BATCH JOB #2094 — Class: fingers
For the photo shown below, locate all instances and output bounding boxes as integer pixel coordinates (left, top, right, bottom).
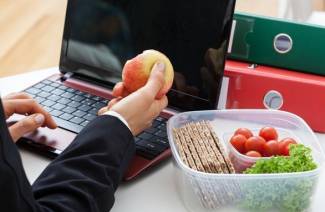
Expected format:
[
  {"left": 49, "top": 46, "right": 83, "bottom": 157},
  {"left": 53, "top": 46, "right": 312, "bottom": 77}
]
[
  {"left": 151, "top": 95, "right": 168, "bottom": 117},
  {"left": 156, "top": 95, "right": 168, "bottom": 108},
  {"left": 3, "top": 92, "right": 32, "bottom": 100},
  {"left": 112, "top": 82, "right": 129, "bottom": 97},
  {"left": 3, "top": 99, "right": 57, "bottom": 129},
  {"left": 9, "top": 113, "right": 45, "bottom": 142},
  {"left": 142, "top": 62, "right": 165, "bottom": 99},
  {"left": 107, "top": 97, "right": 122, "bottom": 109},
  {"left": 98, "top": 97, "right": 122, "bottom": 115}
]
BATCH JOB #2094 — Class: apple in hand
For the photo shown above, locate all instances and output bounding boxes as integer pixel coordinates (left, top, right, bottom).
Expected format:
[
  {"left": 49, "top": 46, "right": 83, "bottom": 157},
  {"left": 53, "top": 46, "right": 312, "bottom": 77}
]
[{"left": 122, "top": 49, "right": 174, "bottom": 99}]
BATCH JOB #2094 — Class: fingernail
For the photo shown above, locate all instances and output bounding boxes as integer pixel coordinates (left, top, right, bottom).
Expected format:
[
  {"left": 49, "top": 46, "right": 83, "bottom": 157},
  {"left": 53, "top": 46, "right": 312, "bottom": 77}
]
[
  {"left": 34, "top": 114, "right": 45, "bottom": 125},
  {"left": 156, "top": 62, "right": 165, "bottom": 73}
]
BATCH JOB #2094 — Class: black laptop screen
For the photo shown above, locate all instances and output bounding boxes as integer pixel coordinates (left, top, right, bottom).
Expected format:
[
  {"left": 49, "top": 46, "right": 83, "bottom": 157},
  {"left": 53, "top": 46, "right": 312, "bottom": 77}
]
[{"left": 60, "top": 0, "right": 236, "bottom": 111}]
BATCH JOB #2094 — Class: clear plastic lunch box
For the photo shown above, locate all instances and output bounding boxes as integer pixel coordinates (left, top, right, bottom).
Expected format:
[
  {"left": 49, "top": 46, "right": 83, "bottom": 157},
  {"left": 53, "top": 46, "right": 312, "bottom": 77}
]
[{"left": 167, "top": 109, "right": 325, "bottom": 212}]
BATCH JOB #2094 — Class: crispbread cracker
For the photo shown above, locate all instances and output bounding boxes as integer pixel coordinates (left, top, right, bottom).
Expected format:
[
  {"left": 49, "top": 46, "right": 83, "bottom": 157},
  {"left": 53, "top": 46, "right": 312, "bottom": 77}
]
[
  {"left": 173, "top": 129, "right": 189, "bottom": 166},
  {"left": 189, "top": 122, "right": 222, "bottom": 173},
  {"left": 172, "top": 120, "right": 241, "bottom": 209},
  {"left": 174, "top": 128, "right": 197, "bottom": 170},
  {"left": 203, "top": 121, "right": 235, "bottom": 173},
  {"left": 185, "top": 123, "right": 213, "bottom": 173},
  {"left": 180, "top": 127, "right": 205, "bottom": 171},
  {"left": 172, "top": 121, "right": 235, "bottom": 174}
]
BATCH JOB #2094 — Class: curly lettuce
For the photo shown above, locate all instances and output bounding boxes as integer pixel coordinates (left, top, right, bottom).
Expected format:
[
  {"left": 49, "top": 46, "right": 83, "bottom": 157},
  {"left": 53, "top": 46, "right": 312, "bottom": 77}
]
[
  {"left": 241, "top": 144, "right": 318, "bottom": 212},
  {"left": 245, "top": 144, "right": 317, "bottom": 174}
]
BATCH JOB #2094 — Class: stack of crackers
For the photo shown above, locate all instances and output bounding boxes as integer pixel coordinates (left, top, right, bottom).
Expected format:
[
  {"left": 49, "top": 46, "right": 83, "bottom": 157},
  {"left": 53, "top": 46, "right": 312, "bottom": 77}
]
[{"left": 173, "top": 120, "right": 235, "bottom": 174}]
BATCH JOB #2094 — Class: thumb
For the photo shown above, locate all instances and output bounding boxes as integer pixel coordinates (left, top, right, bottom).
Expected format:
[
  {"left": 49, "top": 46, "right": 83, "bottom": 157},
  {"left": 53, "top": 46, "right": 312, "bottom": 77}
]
[
  {"left": 9, "top": 113, "right": 45, "bottom": 142},
  {"left": 143, "top": 62, "right": 166, "bottom": 98}
]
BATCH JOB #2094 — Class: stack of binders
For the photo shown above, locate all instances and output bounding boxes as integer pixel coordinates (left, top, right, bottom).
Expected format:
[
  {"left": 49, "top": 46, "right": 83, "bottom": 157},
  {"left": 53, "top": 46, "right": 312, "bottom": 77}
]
[{"left": 224, "top": 13, "right": 325, "bottom": 132}]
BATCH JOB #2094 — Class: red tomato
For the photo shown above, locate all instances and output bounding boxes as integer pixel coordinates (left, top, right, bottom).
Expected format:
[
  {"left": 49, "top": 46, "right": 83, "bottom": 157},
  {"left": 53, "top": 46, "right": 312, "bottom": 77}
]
[
  {"left": 234, "top": 128, "right": 253, "bottom": 139},
  {"left": 263, "top": 140, "right": 279, "bottom": 157},
  {"left": 278, "top": 138, "right": 297, "bottom": 156},
  {"left": 245, "top": 151, "right": 262, "bottom": 157},
  {"left": 245, "top": 136, "right": 266, "bottom": 153},
  {"left": 230, "top": 134, "right": 247, "bottom": 154},
  {"left": 259, "top": 127, "right": 278, "bottom": 141}
]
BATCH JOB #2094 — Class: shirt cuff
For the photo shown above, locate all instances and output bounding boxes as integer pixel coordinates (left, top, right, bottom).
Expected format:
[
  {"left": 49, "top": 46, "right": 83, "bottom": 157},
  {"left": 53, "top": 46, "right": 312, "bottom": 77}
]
[{"left": 102, "top": 110, "right": 131, "bottom": 131}]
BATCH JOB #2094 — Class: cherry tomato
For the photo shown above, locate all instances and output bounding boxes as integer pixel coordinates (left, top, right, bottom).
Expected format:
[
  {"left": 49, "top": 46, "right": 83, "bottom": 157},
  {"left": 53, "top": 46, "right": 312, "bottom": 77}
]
[
  {"left": 230, "top": 134, "right": 247, "bottom": 154},
  {"left": 245, "top": 151, "right": 262, "bottom": 157},
  {"left": 263, "top": 140, "right": 279, "bottom": 157},
  {"left": 259, "top": 126, "right": 278, "bottom": 141},
  {"left": 278, "top": 138, "right": 297, "bottom": 156},
  {"left": 234, "top": 128, "right": 253, "bottom": 139},
  {"left": 245, "top": 136, "right": 266, "bottom": 153}
]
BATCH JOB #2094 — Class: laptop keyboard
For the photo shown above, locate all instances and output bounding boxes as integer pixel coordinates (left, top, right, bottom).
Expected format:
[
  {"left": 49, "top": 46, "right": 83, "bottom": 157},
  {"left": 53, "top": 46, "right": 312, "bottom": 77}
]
[{"left": 24, "top": 79, "right": 169, "bottom": 160}]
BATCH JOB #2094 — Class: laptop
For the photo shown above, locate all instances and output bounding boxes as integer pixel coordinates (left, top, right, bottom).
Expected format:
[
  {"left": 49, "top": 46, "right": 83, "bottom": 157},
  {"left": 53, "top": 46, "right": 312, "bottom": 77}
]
[{"left": 17, "top": 0, "right": 236, "bottom": 180}]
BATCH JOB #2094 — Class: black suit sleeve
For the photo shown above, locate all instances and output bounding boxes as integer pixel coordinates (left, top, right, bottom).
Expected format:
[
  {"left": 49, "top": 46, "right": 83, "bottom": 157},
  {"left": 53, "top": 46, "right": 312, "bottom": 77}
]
[{"left": 0, "top": 99, "right": 135, "bottom": 212}]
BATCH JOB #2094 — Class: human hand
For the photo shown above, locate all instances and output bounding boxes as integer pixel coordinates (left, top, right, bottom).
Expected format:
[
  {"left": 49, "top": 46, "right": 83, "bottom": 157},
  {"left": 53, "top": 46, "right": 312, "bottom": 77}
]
[
  {"left": 2, "top": 92, "right": 57, "bottom": 142},
  {"left": 98, "top": 62, "right": 168, "bottom": 135}
]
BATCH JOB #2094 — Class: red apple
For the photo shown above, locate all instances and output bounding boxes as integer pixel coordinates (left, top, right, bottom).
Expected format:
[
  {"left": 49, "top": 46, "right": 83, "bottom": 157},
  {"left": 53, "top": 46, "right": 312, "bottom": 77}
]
[{"left": 122, "top": 50, "right": 174, "bottom": 99}]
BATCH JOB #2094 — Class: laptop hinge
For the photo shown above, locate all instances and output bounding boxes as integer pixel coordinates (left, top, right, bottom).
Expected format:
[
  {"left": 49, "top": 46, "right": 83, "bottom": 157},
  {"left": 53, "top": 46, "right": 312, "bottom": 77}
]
[{"left": 60, "top": 72, "right": 74, "bottom": 81}]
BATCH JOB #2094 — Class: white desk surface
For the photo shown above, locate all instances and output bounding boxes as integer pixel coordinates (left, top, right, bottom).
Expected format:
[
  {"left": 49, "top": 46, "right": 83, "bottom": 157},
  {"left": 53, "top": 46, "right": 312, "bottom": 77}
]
[{"left": 1, "top": 68, "right": 325, "bottom": 212}]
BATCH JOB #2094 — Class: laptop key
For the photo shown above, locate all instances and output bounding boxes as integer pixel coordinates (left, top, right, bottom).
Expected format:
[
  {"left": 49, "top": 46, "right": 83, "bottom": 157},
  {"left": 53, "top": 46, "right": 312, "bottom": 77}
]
[
  {"left": 70, "top": 117, "right": 84, "bottom": 124},
  {"left": 69, "top": 101, "right": 82, "bottom": 108},
  {"left": 62, "top": 106, "right": 76, "bottom": 114},
  {"left": 157, "top": 123, "right": 166, "bottom": 129},
  {"left": 84, "top": 114, "right": 96, "bottom": 121},
  {"left": 51, "top": 82, "right": 61, "bottom": 87},
  {"left": 34, "top": 96, "right": 45, "bottom": 103},
  {"left": 84, "top": 99, "right": 95, "bottom": 105},
  {"left": 57, "top": 97, "right": 71, "bottom": 105},
  {"left": 43, "top": 106, "right": 53, "bottom": 112},
  {"left": 79, "top": 105, "right": 91, "bottom": 112},
  {"left": 34, "top": 83, "right": 45, "bottom": 89},
  {"left": 136, "top": 141, "right": 167, "bottom": 160},
  {"left": 50, "top": 110, "right": 64, "bottom": 117},
  {"left": 152, "top": 120, "right": 160, "bottom": 128},
  {"left": 53, "top": 116, "right": 83, "bottom": 133},
  {"left": 93, "top": 102, "right": 106, "bottom": 109},
  {"left": 67, "top": 88, "right": 75, "bottom": 93},
  {"left": 43, "top": 80, "right": 52, "bottom": 85},
  {"left": 41, "top": 85, "right": 55, "bottom": 92},
  {"left": 92, "top": 96, "right": 102, "bottom": 101},
  {"left": 137, "top": 140, "right": 167, "bottom": 153},
  {"left": 59, "top": 113, "right": 73, "bottom": 121},
  {"left": 61, "top": 92, "right": 74, "bottom": 98},
  {"left": 52, "top": 103, "right": 65, "bottom": 110},
  {"left": 101, "top": 99, "right": 109, "bottom": 104},
  {"left": 145, "top": 127, "right": 158, "bottom": 134},
  {"left": 75, "top": 90, "right": 83, "bottom": 95},
  {"left": 81, "top": 120, "right": 90, "bottom": 127},
  {"left": 149, "top": 136, "right": 169, "bottom": 147},
  {"left": 83, "top": 93, "right": 93, "bottom": 98},
  {"left": 89, "top": 108, "right": 98, "bottom": 115},
  {"left": 58, "top": 85, "right": 67, "bottom": 90},
  {"left": 38, "top": 91, "right": 51, "bottom": 98},
  {"left": 42, "top": 100, "right": 56, "bottom": 107},
  {"left": 156, "top": 117, "right": 167, "bottom": 122},
  {"left": 26, "top": 88, "right": 41, "bottom": 95},
  {"left": 135, "top": 147, "right": 157, "bottom": 160},
  {"left": 48, "top": 95, "right": 61, "bottom": 102},
  {"left": 72, "top": 95, "right": 85, "bottom": 102},
  {"left": 52, "top": 89, "right": 65, "bottom": 96},
  {"left": 138, "top": 132, "right": 153, "bottom": 140},
  {"left": 155, "top": 130, "right": 167, "bottom": 138},
  {"left": 73, "top": 110, "right": 86, "bottom": 118}
]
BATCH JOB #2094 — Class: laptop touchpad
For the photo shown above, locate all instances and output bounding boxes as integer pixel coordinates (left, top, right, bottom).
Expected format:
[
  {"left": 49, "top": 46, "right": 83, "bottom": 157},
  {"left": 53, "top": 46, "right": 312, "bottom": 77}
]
[{"left": 7, "top": 114, "right": 76, "bottom": 153}]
